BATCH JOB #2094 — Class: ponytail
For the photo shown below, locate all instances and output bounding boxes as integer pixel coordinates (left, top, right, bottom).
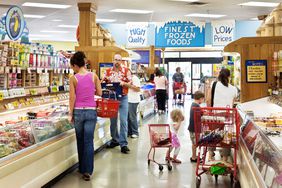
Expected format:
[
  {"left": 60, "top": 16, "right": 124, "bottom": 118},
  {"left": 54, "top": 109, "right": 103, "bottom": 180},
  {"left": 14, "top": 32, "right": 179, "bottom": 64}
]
[{"left": 218, "top": 68, "right": 230, "bottom": 87}]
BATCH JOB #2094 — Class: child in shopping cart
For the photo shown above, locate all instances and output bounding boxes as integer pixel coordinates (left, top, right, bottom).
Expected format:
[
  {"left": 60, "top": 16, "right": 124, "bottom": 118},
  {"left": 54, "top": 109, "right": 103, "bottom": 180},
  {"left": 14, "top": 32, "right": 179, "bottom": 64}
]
[
  {"left": 188, "top": 91, "right": 205, "bottom": 163},
  {"left": 166, "top": 109, "right": 184, "bottom": 163}
]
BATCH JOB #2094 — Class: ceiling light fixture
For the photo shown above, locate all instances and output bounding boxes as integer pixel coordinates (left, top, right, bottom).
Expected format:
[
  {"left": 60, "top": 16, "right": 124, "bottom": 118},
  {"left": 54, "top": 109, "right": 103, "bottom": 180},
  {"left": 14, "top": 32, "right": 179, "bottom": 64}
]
[
  {"left": 58, "top": 25, "right": 77, "bottom": 28},
  {"left": 110, "top": 9, "right": 153, "bottom": 14},
  {"left": 29, "top": 34, "right": 51, "bottom": 37},
  {"left": 170, "top": 0, "right": 199, "bottom": 2},
  {"left": 250, "top": 17, "right": 259, "bottom": 20},
  {"left": 40, "top": 30, "right": 69, "bottom": 33},
  {"left": 52, "top": 19, "right": 63, "bottom": 22},
  {"left": 239, "top": 1, "right": 279, "bottom": 7},
  {"left": 185, "top": 13, "right": 226, "bottom": 18},
  {"left": 24, "top": 14, "right": 45, "bottom": 18},
  {"left": 22, "top": 2, "right": 71, "bottom": 9},
  {"left": 96, "top": 19, "right": 116, "bottom": 23}
]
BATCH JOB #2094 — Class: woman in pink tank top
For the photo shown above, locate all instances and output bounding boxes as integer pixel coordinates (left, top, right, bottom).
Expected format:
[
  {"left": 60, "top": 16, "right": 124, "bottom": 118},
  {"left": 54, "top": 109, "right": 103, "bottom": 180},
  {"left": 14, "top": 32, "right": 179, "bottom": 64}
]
[{"left": 69, "top": 51, "right": 102, "bottom": 181}]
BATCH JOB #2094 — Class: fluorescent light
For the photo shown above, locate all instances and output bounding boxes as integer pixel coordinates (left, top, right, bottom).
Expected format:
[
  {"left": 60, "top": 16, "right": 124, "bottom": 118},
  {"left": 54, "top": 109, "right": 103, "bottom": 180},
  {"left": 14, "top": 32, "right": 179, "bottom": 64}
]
[
  {"left": 29, "top": 34, "right": 51, "bottom": 37},
  {"left": 250, "top": 17, "right": 259, "bottom": 21},
  {"left": 170, "top": 0, "right": 199, "bottom": 2},
  {"left": 58, "top": 25, "right": 77, "bottom": 28},
  {"left": 185, "top": 13, "right": 226, "bottom": 18},
  {"left": 52, "top": 19, "right": 63, "bottom": 22},
  {"left": 40, "top": 30, "right": 69, "bottom": 33},
  {"left": 110, "top": 9, "right": 153, "bottom": 14},
  {"left": 22, "top": 2, "right": 71, "bottom": 9},
  {"left": 96, "top": 19, "right": 116, "bottom": 23},
  {"left": 24, "top": 14, "right": 45, "bottom": 18},
  {"left": 239, "top": 1, "right": 279, "bottom": 7}
]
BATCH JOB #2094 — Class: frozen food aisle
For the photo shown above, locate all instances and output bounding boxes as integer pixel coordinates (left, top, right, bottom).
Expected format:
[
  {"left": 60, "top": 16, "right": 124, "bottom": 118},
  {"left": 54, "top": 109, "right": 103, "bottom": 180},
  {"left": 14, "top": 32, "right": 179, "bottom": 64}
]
[{"left": 52, "top": 100, "right": 237, "bottom": 188}]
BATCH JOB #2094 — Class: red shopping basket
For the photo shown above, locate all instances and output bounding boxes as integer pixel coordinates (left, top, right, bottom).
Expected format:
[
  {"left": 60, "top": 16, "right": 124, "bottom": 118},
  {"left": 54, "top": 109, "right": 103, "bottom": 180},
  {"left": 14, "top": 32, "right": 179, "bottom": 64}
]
[
  {"left": 96, "top": 89, "right": 121, "bottom": 118},
  {"left": 96, "top": 98, "right": 120, "bottom": 118}
]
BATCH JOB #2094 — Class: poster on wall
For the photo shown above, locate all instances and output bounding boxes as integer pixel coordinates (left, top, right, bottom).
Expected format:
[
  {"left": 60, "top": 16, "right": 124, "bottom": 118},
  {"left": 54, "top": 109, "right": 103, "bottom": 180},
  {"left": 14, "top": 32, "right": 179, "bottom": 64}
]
[
  {"left": 99, "top": 63, "right": 113, "bottom": 80},
  {"left": 212, "top": 20, "right": 235, "bottom": 46},
  {"left": 0, "top": 6, "right": 29, "bottom": 42},
  {"left": 155, "top": 21, "right": 205, "bottom": 48},
  {"left": 126, "top": 22, "right": 148, "bottom": 48},
  {"left": 246, "top": 60, "right": 267, "bottom": 83}
]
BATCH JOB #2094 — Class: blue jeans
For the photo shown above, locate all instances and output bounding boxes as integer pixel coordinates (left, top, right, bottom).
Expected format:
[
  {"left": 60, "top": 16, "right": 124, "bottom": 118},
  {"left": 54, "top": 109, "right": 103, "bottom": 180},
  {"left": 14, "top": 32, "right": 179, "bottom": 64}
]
[
  {"left": 73, "top": 109, "right": 97, "bottom": 175},
  {"left": 128, "top": 103, "right": 139, "bottom": 136},
  {"left": 110, "top": 95, "right": 129, "bottom": 147}
]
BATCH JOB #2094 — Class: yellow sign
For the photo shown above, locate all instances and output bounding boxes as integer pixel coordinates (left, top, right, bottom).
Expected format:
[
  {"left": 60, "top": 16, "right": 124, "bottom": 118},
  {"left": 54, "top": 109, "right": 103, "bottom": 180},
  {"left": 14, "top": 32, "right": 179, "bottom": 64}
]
[{"left": 246, "top": 60, "right": 267, "bottom": 83}]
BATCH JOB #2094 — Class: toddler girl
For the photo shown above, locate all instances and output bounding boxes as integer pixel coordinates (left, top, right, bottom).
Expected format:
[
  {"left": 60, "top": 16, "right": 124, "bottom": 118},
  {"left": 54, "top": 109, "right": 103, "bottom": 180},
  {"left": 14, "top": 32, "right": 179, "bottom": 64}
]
[{"left": 166, "top": 109, "right": 184, "bottom": 163}]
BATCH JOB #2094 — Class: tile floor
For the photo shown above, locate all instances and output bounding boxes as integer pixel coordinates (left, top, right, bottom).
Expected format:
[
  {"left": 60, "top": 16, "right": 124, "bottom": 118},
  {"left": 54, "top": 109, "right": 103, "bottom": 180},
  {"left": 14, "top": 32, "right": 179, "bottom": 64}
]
[{"left": 53, "top": 99, "right": 238, "bottom": 188}]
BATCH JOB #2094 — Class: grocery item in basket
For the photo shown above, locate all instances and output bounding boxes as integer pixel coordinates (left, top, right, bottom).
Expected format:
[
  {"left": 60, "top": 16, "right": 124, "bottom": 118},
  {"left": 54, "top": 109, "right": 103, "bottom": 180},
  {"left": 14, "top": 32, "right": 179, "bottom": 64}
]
[
  {"left": 210, "top": 163, "right": 230, "bottom": 175},
  {"left": 152, "top": 131, "right": 170, "bottom": 146},
  {"left": 199, "top": 130, "right": 224, "bottom": 145}
]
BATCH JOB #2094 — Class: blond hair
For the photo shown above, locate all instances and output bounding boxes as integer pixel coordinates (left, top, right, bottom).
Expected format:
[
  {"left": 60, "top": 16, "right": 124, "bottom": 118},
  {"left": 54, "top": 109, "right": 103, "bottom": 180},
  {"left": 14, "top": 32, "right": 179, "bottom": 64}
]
[{"left": 170, "top": 109, "right": 184, "bottom": 123}]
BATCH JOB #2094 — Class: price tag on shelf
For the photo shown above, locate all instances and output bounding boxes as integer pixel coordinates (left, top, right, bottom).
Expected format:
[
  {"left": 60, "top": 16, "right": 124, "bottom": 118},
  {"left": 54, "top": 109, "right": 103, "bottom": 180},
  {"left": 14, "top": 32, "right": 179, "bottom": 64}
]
[
  {"left": 12, "top": 67, "right": 16, "bottom": 73},
  {"left": 27, "top": 68, "right": 31, "bottom": 74},
  {"left": 44, "top": 68, "right": 48, "bottom": 73},
  {"left": 5, "top": 67, "right": 10, "bottom": 73},
  {"left": 37, "top": 68, "right": 43, "bottom": 74},
  {"left": 0, "top": 67, "right": 4, "bottom": 74},
  {"left": 17, "top": 67, "right": 21, "bottom": 74},
  {"left": 0, "top": 92, "right": 4, "bottom": 101}
]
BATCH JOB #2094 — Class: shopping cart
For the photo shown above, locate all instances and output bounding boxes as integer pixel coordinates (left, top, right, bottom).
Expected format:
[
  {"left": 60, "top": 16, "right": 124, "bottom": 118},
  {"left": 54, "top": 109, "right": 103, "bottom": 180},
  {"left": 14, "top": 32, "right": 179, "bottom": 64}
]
[
  {"left": 173, "top": 82, "right": 187, "bottom": 105},
  {"left": 147, "top": 124, "right": 173, "bottom": 171},
  {"left": 193, "top": 107, "right": 240, "bottom": 188}
]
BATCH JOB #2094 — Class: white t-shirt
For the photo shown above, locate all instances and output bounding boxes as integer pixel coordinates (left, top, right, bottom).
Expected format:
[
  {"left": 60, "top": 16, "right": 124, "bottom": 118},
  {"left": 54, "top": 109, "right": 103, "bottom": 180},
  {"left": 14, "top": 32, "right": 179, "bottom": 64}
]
[
  {"left": 154, "top": 76, "right": 167, "bottom": 90},
  {"left": 128, "top": 75, "right": 141, "bottom": 103},
  {"left": 213, "top": 81, "right": 237, "bottom": 108}
]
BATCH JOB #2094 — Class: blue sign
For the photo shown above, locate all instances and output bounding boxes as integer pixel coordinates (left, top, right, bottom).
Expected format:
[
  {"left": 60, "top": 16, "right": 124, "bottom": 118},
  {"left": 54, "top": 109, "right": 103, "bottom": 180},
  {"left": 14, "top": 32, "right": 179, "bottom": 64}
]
[
  {"left": 246, "top": 60, "right": 267, "bottom": 83},
  {"left": 132, "top": 50, "right": 161, "bottom": 64},
  {"left": 155, "top": 21, "right": 205, "bottom": 48},
  {"left": 5, "top": 6, "right": 25, "bottom": 41}
]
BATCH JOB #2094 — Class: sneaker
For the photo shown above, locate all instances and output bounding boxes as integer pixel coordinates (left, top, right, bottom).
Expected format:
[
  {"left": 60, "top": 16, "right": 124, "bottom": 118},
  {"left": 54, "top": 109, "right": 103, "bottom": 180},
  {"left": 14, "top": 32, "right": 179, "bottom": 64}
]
[
  {"left": 106, "top": 141, "right": 119, "bottom": 148},
  {"left": 121, "top": 146, "right": 130, "bottom": 154},
  {"left": 131, "top": 134, "right": 138, "bottom": 139},
  {"left": 82, "top": 173, "right": 91, "bottom": 181}
]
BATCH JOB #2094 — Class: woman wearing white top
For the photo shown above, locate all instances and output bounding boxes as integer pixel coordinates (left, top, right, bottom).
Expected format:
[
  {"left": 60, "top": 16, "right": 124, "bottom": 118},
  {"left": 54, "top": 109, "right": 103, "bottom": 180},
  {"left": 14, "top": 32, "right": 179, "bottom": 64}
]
[
  {"left": 209, "top": 68, "right": 237, "bottom": 161},
  {"left": 154, "top": 69, "right": 168, "bottom": 114}
]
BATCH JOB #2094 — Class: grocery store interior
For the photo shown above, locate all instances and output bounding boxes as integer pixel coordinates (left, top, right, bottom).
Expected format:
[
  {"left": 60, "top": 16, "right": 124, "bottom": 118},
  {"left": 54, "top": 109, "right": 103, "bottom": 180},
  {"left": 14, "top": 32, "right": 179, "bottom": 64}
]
[{"left": 0, "top": 0, "right": 282, "bottom": 188}]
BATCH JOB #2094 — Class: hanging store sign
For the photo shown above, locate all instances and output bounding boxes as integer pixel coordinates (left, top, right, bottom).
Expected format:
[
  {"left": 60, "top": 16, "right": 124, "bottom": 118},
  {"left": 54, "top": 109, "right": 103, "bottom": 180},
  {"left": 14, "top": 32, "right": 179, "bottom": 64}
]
[
  {"left": 126, "top": 22, "right": 148, "bottom": 48},
  {"left": 246, "top": 60, "right": 267, "bottom": 83},
  {"left": 212, "top": 20, "right": 235, "bottom": 46},
  {"left": 5, "top": 6, "right": 25, "bottom": 41},
  {"left": 155, "top": 21, "right": 205, "bottom": 48}
]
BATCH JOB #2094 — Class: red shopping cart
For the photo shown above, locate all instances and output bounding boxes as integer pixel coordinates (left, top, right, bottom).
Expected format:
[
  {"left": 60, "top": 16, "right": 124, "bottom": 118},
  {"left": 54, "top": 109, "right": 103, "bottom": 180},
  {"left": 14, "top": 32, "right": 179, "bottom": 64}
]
[
  {"left": 173, "top": 82, "right": 187, "bottom": 105},
  {"left": 147, "top": 124, "right": 173, "bottom": 171},
  {"left": 193, "top": 107, "right": 240, "bottom": 188}
]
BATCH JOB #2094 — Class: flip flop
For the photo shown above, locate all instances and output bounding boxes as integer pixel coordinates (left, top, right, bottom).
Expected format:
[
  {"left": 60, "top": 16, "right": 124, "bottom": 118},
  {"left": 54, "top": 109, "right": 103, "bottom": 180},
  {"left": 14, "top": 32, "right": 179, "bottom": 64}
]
[{"left": 172, "top": 158, "right": 182, "bottom": 163}]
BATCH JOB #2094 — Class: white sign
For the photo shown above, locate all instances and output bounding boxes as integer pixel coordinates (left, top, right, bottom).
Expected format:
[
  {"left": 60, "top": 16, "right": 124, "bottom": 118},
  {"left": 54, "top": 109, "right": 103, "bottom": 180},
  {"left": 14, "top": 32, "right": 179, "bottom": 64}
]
[
  {"left": 126, "top": 22, "right": 148, "bottom": 48},
  {"left": 212, "top": 20, "right": 235, "bottom": 46}
]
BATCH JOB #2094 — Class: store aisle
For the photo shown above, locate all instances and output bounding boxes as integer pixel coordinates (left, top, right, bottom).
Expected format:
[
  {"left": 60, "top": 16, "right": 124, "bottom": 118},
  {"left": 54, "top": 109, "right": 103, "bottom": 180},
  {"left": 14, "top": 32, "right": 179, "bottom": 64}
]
[{"left": 53, "top": 99, "right": 236, "bottom": 188}]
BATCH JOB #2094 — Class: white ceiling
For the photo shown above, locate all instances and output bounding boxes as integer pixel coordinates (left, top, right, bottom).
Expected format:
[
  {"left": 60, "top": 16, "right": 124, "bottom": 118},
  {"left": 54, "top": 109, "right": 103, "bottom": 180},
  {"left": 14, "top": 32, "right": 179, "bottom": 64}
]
[{"left": 0, "top": 0, "right": 280, "bottom": 41}]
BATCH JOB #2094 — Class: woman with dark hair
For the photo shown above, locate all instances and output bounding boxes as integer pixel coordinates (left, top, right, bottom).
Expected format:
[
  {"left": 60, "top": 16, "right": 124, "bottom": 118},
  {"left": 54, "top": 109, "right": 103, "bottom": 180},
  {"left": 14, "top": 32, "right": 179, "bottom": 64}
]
[
  {"left": 154, "top": 69, "right": 168, "bottom": 114},
  {"left": 209, "top": 68, "right": 237, "bottom": 161},
  {"left": 69, "top": 51, "right": 102, "bottom": 181}
]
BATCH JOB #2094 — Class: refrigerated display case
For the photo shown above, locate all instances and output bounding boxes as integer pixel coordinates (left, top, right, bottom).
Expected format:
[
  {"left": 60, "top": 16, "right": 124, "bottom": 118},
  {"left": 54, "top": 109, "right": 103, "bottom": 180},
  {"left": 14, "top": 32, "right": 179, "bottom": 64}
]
[
  {"left": 139, "top": 83, "right": 155, "bottom": 119},
  {"left": 0, "top": 98, "right": 111, "bottom": 187},
  {"left": 237, "top": 97, "right": 282, "bottom": 188}
]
